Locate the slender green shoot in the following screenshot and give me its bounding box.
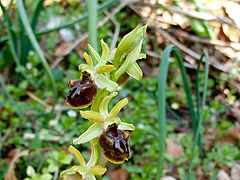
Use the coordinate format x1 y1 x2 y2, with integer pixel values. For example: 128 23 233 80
0 75 22 117
188 52 209 179
0 2 37 88
157 45 197 179
17 0 57 110
86 0 98 51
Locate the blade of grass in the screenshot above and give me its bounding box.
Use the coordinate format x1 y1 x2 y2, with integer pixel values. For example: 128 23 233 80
31 0 44 31
188 52 209 179
17 0 56 110
0 2 37 88
0 75 22 117
0 0 119 44
0 0 13 36
86 0 98 52
157 45 196 179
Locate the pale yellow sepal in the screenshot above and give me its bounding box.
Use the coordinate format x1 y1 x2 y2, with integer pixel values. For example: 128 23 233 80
118 122 135 131
69 145 86 166
127 62 143 81
83 52 93 66
88 44 100 63
96 65 115 74
88 166 107 176
80 111 104 123
98 39 110 66
99 92 118 116
73 123 103 144
110 98 128 117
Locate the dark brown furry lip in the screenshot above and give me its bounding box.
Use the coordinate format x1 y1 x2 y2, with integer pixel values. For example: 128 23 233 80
99 123 130 164
65 71 98 109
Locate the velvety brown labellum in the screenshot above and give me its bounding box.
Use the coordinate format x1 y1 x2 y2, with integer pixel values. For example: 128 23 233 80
99 123 130 164
66 71 98 109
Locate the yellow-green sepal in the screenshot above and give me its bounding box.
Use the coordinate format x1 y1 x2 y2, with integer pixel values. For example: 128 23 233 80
73 123 103 144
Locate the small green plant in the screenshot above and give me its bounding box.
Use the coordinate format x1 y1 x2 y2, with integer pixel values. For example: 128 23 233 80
60 25 147 179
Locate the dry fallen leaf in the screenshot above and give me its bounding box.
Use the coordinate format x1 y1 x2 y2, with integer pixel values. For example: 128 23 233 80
217 170 231 180
165 138 185 158
54 41 73 57
231 163 240 180
4 149 30 180
218 123 240 145
106 168 130 180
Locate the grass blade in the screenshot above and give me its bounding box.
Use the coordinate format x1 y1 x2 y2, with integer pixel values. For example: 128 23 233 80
86 0 98 52
31 0 44 31
188 52 209 179
157 45 197 178
17 0 57 109
0 75 22 117
0 2 37 88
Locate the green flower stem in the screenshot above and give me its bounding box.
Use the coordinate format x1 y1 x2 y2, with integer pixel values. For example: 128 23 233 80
17 0 57 110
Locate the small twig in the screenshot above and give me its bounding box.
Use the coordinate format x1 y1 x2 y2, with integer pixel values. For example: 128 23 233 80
104 10 120 50
172 30 240 50
37 152 49 173
138 2 240 31
26 91 52 111
0 128 11 147
53 160 59 180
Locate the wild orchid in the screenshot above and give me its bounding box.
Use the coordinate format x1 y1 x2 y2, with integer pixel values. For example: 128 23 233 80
62 24 147 180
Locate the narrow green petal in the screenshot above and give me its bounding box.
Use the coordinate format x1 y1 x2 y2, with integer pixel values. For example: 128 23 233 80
73 123 103 144
95 74 118 92
99 92 118 116
88 44 100 63
96 65 115 74
118 122 135 131
97 39 110 66
69 145 86 166
109 98 128 117
127 62 143 81
88 166 107 176
80 111 104 123
83 52 93 66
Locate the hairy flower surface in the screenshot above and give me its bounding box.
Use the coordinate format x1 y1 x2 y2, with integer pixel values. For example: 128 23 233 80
99 123 130 164
66 71 98 109
60 145 106 180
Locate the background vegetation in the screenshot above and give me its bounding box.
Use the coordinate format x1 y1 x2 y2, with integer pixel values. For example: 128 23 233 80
0 0 240 179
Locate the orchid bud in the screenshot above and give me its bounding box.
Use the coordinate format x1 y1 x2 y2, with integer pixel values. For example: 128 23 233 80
66 71 97 109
